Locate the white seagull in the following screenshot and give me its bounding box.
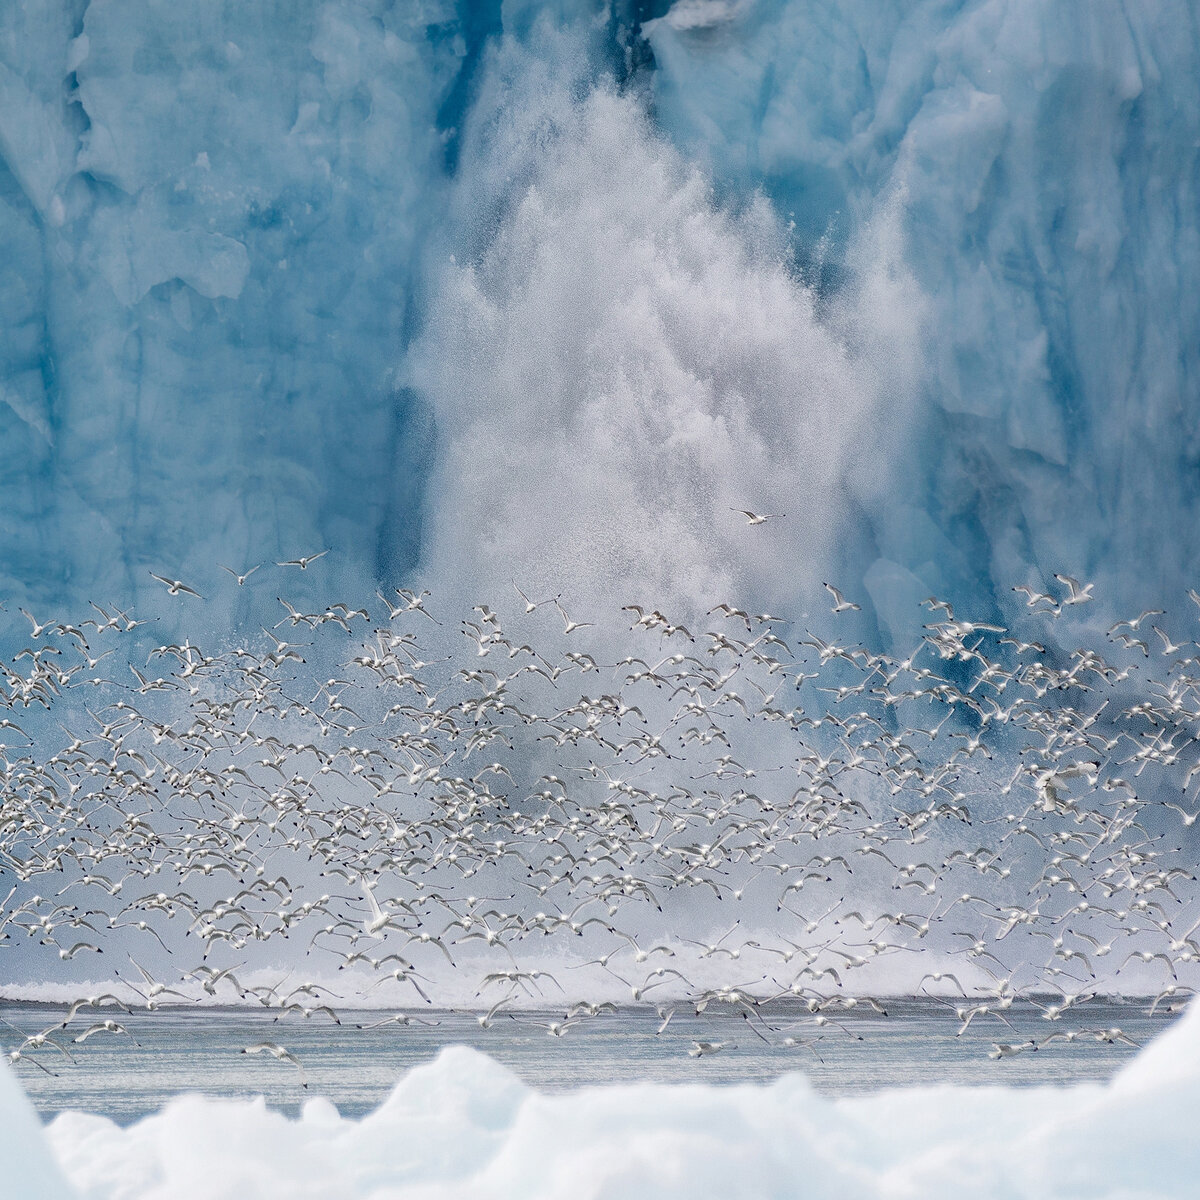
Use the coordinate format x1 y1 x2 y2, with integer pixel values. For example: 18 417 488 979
731 509 784 526
148 572 204 599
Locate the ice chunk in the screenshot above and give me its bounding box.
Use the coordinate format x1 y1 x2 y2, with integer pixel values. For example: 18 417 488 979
0 1057 75 1199
410 25 922 622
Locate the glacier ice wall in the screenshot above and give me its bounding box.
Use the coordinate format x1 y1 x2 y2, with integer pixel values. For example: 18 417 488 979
1 0 1199 639
644 0 1200 631
0 0 462 626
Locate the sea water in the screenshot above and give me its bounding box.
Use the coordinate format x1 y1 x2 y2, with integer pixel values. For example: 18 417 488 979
2 998 1174 1124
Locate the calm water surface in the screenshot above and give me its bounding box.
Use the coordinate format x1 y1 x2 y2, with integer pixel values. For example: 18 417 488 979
1 998 1178 1125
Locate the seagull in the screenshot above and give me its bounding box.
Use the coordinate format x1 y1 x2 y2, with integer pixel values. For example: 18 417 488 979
18 609 52 638
361 878 399 938
1054 574 1094 606
1112 632 1149 656
554 600 592 635
823 583 861 614
241 1042 307 1086
1162 802 1199 827
220 564 261 586
73 1020 137 1045
1152 626 1187 657
1012 585 1059 612
1107 610 1163 634
988 1041 1037 1059
477 998 513 1029
917 971 965 994
148 572 204 599
58 942 103 960
731 509 784 526
277 551 329 570
513 581 556 614
688 1041 734 1057
354 1012 441 1030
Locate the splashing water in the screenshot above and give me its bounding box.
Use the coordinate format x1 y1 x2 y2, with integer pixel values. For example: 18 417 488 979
411 27 924 625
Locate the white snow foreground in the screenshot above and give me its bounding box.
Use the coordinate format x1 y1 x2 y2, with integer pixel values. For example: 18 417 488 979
5 1003 1194 1200
0 1044 74 1200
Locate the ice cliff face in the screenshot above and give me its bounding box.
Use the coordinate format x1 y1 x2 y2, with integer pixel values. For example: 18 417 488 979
1 0 1198 640
0 0 461 625
644 1 1200 635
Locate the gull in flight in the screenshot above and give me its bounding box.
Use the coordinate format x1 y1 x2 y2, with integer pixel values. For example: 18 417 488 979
277 551 329 570
513 581 557 614
1054 573 1093 606
731 509 784 526
823 583 861 614
361 877 402 939
58 942 103 960
73 1020 137 1045
1152 626 1188 657
1107 610 1163 634
688 1040 734 1057
220 564 260 586
241 1042 307 1086
19 609 52 638
988 1041 1037 1059
1162 801 1199 827
354 1012 441 1031
148 572 204 599
1012 585 1060 614
554 599 592 635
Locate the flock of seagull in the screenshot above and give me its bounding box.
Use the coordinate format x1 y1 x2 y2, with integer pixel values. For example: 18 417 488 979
0 558 1197 1080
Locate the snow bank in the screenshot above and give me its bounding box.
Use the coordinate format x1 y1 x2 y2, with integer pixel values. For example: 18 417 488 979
0 1052 74 1200
29 1001 1199 1200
